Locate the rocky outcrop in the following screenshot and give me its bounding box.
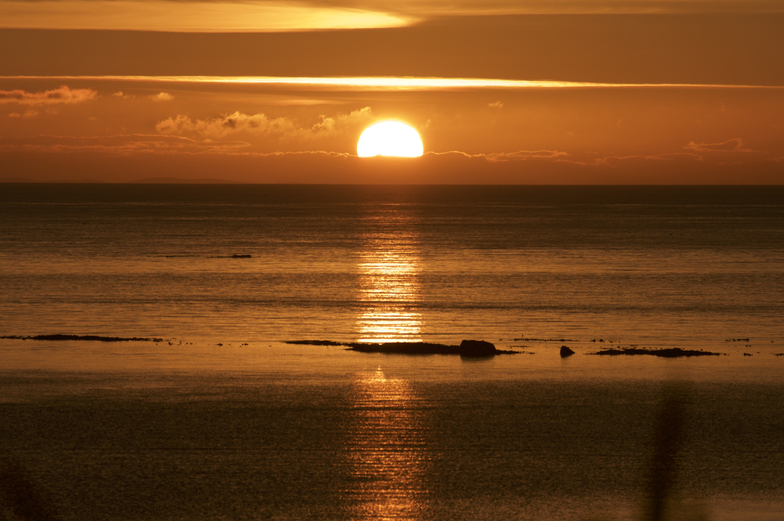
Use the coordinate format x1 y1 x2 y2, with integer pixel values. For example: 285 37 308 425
560 345 575 357
286 339 517 356
459 340 497 357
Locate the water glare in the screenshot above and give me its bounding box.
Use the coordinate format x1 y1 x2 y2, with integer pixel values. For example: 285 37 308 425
356 209 422 343
343 369 431 519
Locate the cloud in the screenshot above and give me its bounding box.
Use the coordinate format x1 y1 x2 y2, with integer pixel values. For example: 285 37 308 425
155 106 373 140
488 102 504 109
7 109 39 118
149 92 174 102
302 106 373 136
425 146 776 172
486 150 569 161
0 0 410 31
296 0 784 16
109 91 173 101
0 86 97 106
0 134 250 155
0 0 780 38
589 152 705 167
426 149 569 162
156 112 296 139
8 75 784 92
684 138 753 153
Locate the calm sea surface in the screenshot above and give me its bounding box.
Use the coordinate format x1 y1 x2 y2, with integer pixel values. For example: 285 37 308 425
1 184 783 520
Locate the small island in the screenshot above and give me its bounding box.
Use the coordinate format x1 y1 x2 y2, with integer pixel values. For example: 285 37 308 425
286 339 517 357
590 347 719 358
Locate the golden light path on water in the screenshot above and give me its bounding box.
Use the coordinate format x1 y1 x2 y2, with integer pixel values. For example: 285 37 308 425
355 206 422 343
5 75 784 90
344 368 430 519
346 208 430 516
356 228 422 343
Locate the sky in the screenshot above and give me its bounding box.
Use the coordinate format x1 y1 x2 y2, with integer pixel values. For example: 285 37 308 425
1 0 783 183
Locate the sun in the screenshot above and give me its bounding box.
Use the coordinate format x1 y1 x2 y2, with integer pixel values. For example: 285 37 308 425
357 121 424 157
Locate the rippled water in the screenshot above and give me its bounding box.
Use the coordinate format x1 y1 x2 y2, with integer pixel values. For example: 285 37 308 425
1 184 783 520
1 185 783 349
3 371 783 521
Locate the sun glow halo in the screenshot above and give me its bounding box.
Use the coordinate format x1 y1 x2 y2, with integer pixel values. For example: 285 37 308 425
357 121 423 158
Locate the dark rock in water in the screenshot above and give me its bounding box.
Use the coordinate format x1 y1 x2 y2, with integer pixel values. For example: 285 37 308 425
231 254 252 258
560 345 575 357
459 339 497 357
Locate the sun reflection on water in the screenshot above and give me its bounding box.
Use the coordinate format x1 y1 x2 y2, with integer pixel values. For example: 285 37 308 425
356 218 423 343
343 369 431 519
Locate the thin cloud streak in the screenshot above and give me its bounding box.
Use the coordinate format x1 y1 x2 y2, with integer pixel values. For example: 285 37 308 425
426 150 570 162
0 0 411 31
4 76 784 90
0 134 252 154
4 0 782 23
685 138 753 153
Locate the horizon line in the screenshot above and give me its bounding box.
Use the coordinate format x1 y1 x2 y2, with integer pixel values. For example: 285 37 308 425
4 178 784 186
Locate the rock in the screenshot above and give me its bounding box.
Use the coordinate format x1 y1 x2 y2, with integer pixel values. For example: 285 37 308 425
560 345 575 357
459 339 496 357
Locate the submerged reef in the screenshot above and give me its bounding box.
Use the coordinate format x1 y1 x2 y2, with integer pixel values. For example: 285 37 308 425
590 347 719 358
286 339 516 357
285 340 346 346
1 334 163 342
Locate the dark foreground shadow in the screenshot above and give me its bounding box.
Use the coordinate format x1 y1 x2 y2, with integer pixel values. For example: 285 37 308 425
0 458 61 521
644 388 688 521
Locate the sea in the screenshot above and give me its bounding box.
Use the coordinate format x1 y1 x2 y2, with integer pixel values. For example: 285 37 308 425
1 184 783 521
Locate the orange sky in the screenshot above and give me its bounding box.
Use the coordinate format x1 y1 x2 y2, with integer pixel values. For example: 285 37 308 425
1 2 783 183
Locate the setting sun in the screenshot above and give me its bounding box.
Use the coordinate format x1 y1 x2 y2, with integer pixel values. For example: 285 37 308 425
357 121 424 157
3 2 784 520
